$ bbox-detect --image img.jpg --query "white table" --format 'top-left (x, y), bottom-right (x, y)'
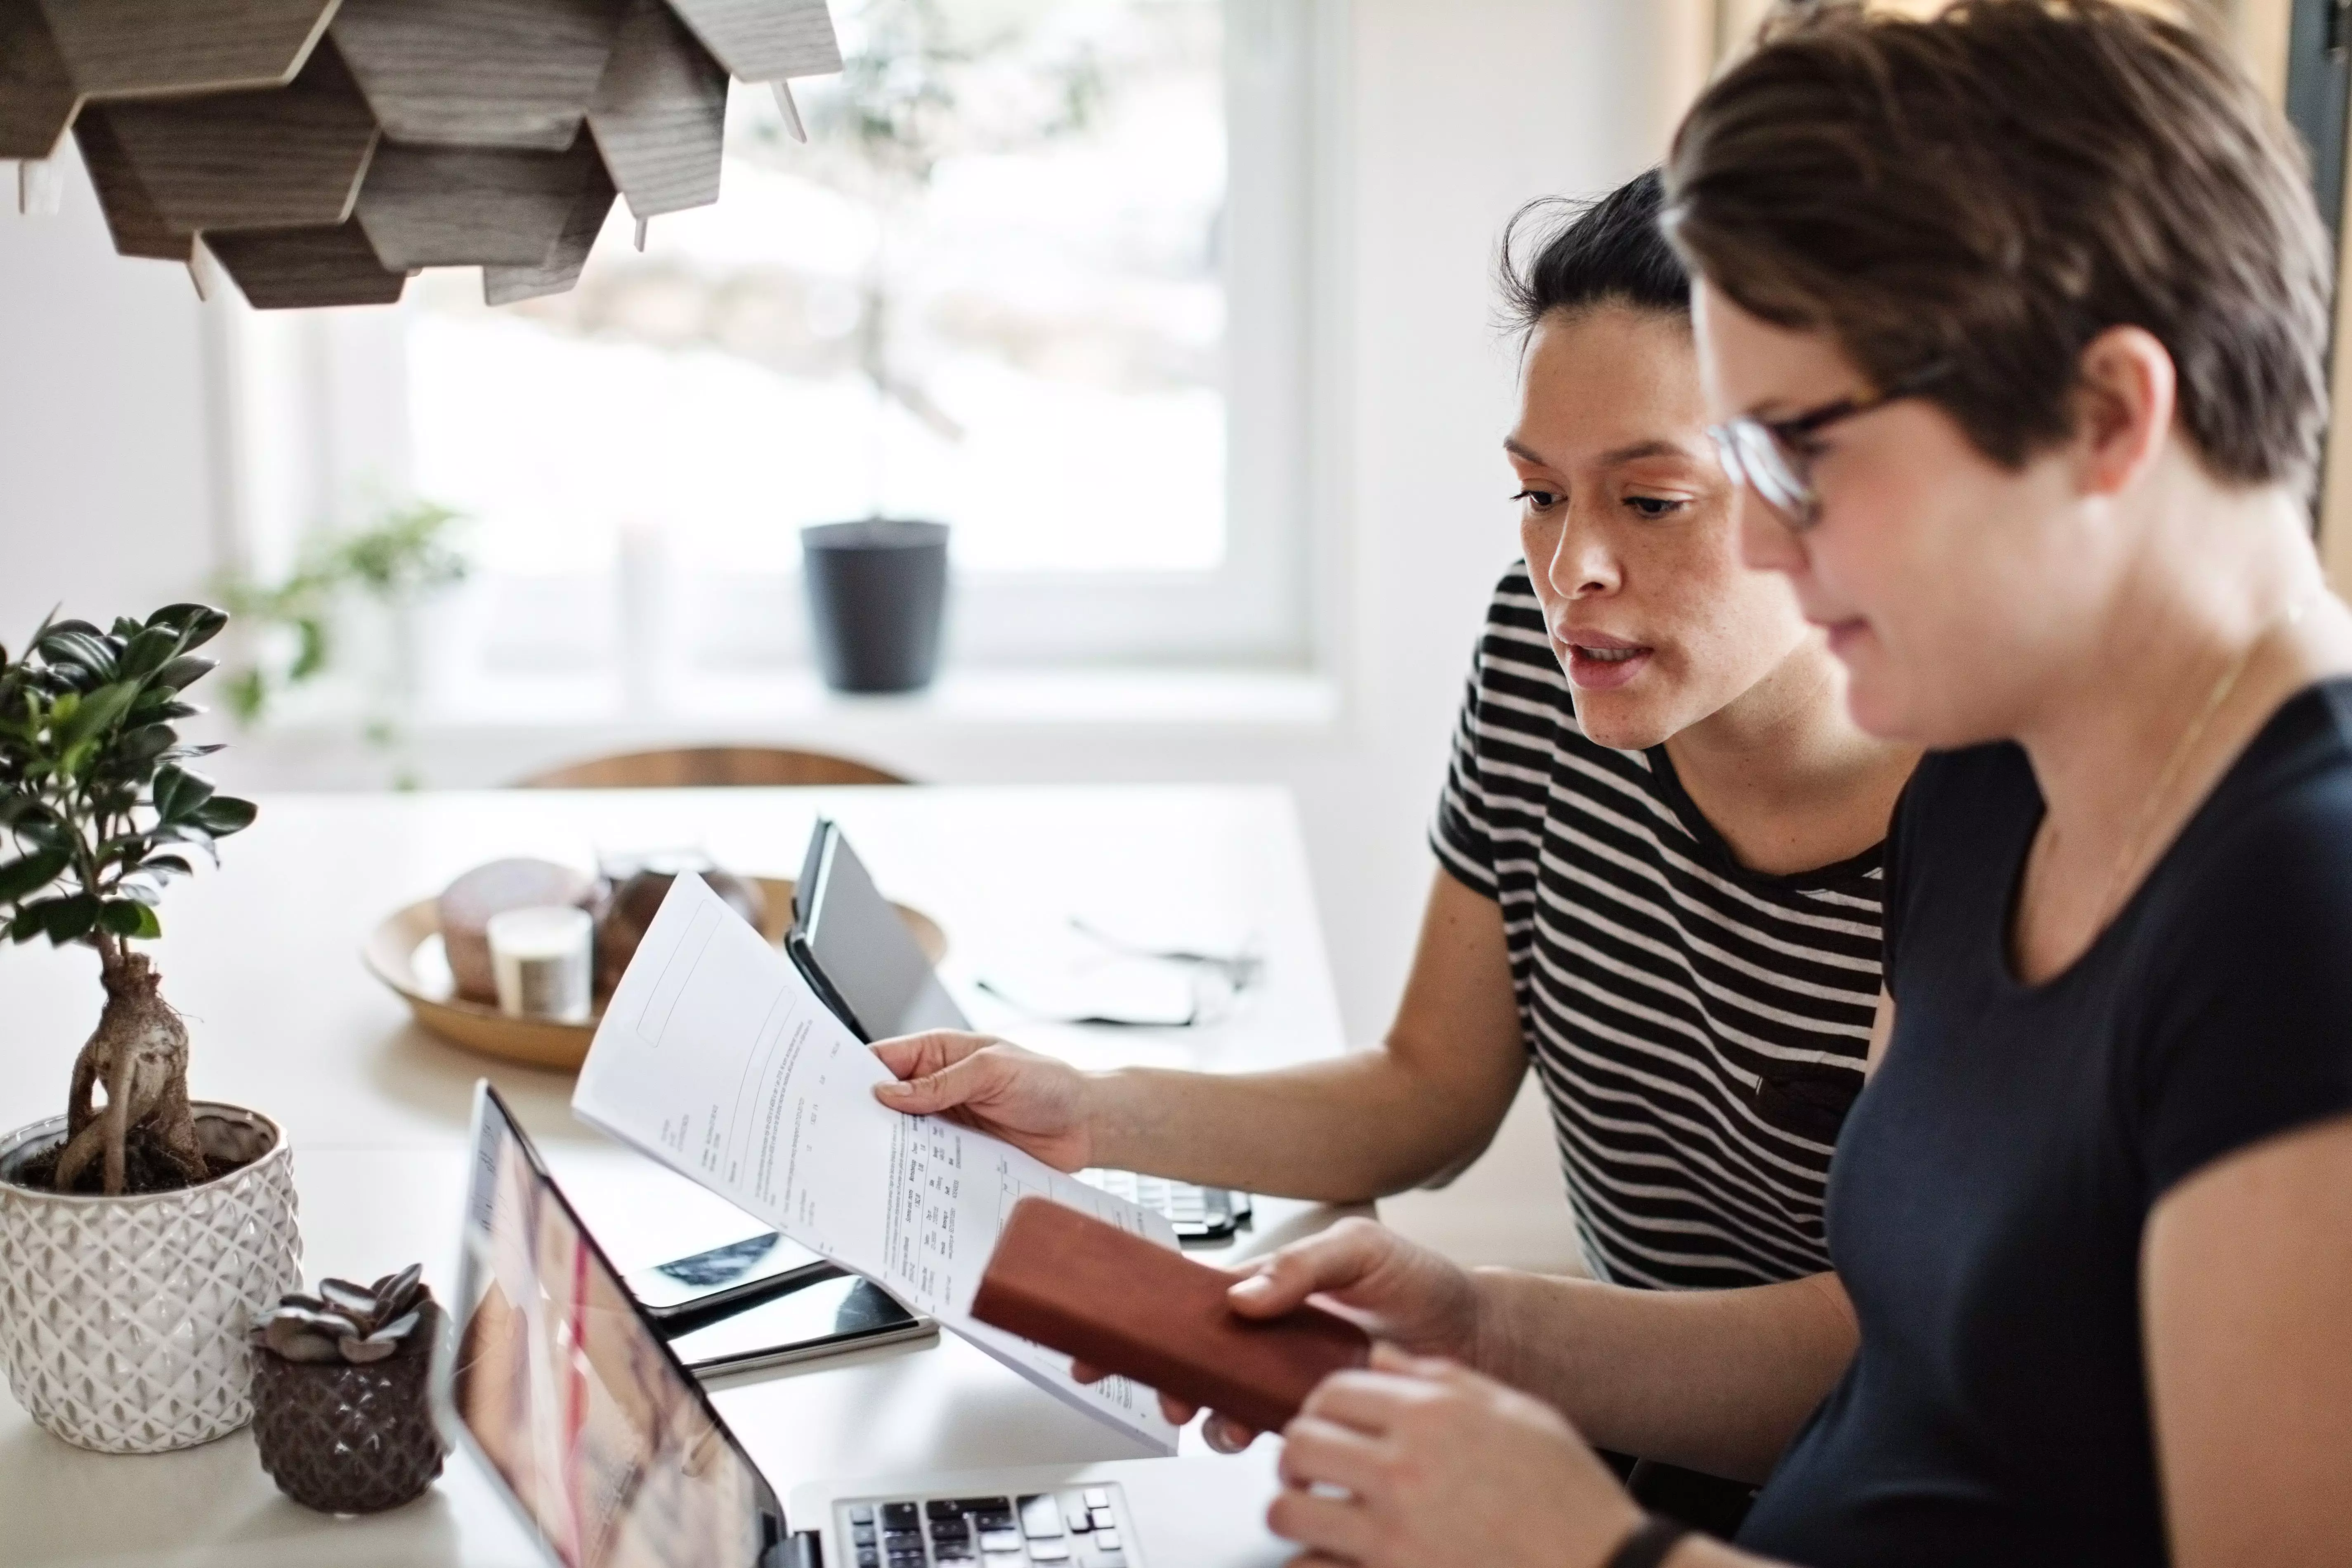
top-left (0, 787), bottom-right (1350, 1568)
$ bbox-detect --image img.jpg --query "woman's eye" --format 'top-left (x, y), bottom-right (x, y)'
top-left (1511, 488), bottom-right (1561, 512)
top-left (1624, 495), bottom-right (1689, 520)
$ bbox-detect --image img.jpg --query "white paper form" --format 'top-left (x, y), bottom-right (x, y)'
top-left (571, 873), bottom-right (1181, 1452)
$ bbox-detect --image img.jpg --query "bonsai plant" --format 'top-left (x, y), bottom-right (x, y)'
top-left (0, 603), bottom-right (302, 1454)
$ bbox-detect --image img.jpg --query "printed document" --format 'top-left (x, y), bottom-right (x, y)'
top-left (572, 873), bottom-right (1181, 1452)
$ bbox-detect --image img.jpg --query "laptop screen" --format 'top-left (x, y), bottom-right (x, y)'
top-left (444, 1085), bottom-right (783, 1568)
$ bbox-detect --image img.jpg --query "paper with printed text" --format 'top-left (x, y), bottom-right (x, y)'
top-left (572, 873), bottom-right (1181, 1452)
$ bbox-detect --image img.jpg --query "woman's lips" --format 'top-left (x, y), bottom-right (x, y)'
top-left (1561, 640), bottom-right (1655, 691)
top-left (1823, 619), bottom-right (1872, 659)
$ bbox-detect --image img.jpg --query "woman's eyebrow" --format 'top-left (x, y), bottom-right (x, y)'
top-left (1505, 436), bottom-right (1698, 467)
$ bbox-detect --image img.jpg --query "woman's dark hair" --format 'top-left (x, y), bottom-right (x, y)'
top-left (1497, 168), bottom-right (1689, 338)
top-left (1665, 0), bottom-right (2330, 489)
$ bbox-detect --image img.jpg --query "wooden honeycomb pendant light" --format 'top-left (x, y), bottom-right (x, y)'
top-left (0, 0), bottom-right (839, 308)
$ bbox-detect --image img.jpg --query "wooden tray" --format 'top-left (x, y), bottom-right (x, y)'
top-left (362, 876), bottom-right (947, 1072)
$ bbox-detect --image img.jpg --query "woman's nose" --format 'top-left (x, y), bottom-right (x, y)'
top-left (1546, 515), bottom-right (1620, 598)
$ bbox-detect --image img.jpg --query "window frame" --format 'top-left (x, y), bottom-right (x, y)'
top-left (215, 0), bottom-right (1348, 712)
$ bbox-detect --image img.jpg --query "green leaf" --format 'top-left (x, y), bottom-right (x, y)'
top-left (0, 847), bottom-right (69, 904)
top-left (223, 669), bottom-right (267, 724)
top-left (151, 654), bottom-right (217, 693)
top-left (114, 723), bottom-right (177, 766)
top-left (109, 617), bottom-right (144, 640)
top-left (146, 604), bottom-right (229, 652)
top-left (116, 625), bottom-right (180, 680)
top-left (99, 900), bottom-right (161, 939)
top-left (12, 818), bottom-right (69, 852)
top-left (290, 619), bottom-right (328, 682)
top-left (36, 894), bottom-right (97, 944)
top-left (55, 680), bottom-right (139, 748)
top-left (138, 852), bottom-right (194, 880)
top-left (37, 629), bottom-right (116, 680)
top-left (9, 907), bottom-right (45, 944)
top-left (154, 765), bottom-right (217, 822)
top-left (191, 795), bottom-right (257, 836)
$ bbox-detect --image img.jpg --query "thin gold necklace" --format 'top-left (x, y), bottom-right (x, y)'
top-left (2056, 596), bottom-right (2313, 939)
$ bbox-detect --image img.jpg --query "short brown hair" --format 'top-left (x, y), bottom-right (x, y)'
top-left (1663, 0), bottom-right (2332, 489)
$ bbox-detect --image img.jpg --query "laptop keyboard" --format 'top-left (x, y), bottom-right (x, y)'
top-left (1076, 1169), bottom-right (1249, 1245)
top-left (841, 1486), bottom-right (1131, 1568)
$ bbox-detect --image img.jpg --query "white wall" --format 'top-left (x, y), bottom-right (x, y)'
top-left (0, 0), bottom-right (1667, 1267)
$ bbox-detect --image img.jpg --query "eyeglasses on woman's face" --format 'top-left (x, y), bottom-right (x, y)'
top-left (1707, 363), bottom-right (1951, 529)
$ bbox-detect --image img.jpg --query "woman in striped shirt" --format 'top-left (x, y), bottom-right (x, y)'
top-left (874, 173), bottom-right (1914, 1293)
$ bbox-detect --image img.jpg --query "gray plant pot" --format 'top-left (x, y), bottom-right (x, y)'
top-left (801, 518), bottom-right (950, 694)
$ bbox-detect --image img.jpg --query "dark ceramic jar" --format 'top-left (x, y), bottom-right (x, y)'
top-left (250, 1299), bottom-right (446, 1514)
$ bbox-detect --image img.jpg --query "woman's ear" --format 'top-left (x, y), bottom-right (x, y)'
top-left (2071, 326), bottom-right (2177, 498)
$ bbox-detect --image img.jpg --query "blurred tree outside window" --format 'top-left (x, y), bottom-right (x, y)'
top-left (405, 0), bottom-right (1233, 679)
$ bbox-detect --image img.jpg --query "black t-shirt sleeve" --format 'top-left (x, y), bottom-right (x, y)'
top-left (1429, 591), bottom-right (1508, 902)
top-left (2131, 779), bottom-right (2352, 1198)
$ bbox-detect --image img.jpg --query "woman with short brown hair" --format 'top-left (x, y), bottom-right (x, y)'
top-left (1148, 6), bottom-right (2352, 1566)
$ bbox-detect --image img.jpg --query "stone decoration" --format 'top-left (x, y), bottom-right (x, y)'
top-left (0, 1105), bottom-right (303, 1454)
top-left (0, 0), bottom-right (840, 308)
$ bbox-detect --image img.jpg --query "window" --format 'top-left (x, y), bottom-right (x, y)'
top-left (229, 0), bottom-right (1332, 722)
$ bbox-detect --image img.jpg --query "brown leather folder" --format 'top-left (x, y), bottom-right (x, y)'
top-left (971, 1196), bottom-right (1372, 1434)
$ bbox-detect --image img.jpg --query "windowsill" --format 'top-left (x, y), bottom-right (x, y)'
top-left (269, 664), bottom-right (1344, 739)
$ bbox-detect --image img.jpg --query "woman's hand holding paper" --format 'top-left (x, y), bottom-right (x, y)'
top-left (871, 1031), bottom-right (1097, 1171)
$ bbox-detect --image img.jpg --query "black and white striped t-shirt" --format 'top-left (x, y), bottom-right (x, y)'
top-left (1431, 565), bottom-right (1883, 1289)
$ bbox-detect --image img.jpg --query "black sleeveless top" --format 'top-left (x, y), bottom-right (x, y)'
top-left (1741, 681), bottom-right (2352, 1566)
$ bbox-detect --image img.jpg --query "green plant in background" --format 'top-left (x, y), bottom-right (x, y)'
top-left (0, 605), bottom-right (258, 1195)
top-left (218, 499), bottom-right (469, 727)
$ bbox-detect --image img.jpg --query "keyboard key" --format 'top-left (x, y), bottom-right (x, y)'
top-left (928, 1499), bottom-right (966, 1520)
top-left (850, 1506), bottom-right (876, 1525)
top-left (853, 1523), bottom-right (877, 1545)
top-left (855, 1551), bottom-right (878, 1568)
top-left (1094, 1555), bottom-right (1126, 1568)
top-left (1028, 1543), bottom-right (1070, 1562)
top-left (983, 1555), bottom-right (1027, 1568)
top-left (884, 1531), bottom-right (925, 1553)
top-left (1089, 1507), bottom-right (1116, 1530)
top-left (1093, 1533), bottom-right (1119, 1551)
top-left (933, 1549), bottom-right (975, 1564)
top-left (955, 1497), bottom-right (1013, 1514)
top-left (980, 1529), bottom-right (1023, 1551)
top-left (882, 1502), bottom-right (921, 1530)
top-left (1083, 1489), bottom-right (1110, 1509)
top-left (1018, 1495), bottom-right (1063, 1538)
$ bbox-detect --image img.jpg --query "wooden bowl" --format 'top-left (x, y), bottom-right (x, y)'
top-left (361, 876), bottom-right (947, 1072)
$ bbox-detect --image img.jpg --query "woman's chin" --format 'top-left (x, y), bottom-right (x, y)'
top-left (1569, 690), bottom-right (1680, 753)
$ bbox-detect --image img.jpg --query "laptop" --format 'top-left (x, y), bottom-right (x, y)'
top-left (436, 1083), bottom-right (1289, 1568)
top-left (789, 819), bottom-right (1252, 1248)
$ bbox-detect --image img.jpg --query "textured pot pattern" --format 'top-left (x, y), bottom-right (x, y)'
top-left (251, 1300), bottom-right (446, 1514)
top-left (0, 1105), bottom-right (302, 1453)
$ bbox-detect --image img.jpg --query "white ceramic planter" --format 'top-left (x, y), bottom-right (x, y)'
top-left (0, 1103), bottom-right (301, 1453)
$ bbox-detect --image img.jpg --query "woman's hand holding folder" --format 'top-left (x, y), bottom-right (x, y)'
top-left (1053, 1216), bottom-right (1644, 1567)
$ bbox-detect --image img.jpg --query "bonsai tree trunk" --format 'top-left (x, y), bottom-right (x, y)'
top-left (52, 933), bottom-right (208, 1195)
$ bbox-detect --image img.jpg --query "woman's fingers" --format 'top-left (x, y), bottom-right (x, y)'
top-left (873, 1040), bottom-right (1013, 1113)
top-left (1278, 1413), bottom-right (1390, 1497)
top-left (1203, 1412), bottom-right (1260, 1452)
top-left (1266, 1483), bottom-right (1380, 1565)
top-left (1227, 1217), bottom-right (1396, 1319)
top-left (1297, 1365), bottom-right (1444, 1437)
top-left (869, 1031), bottom-right (988, 1082)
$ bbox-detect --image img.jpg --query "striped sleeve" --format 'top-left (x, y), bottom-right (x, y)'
top-left (1431, 620), bottom-right (1501, 899)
